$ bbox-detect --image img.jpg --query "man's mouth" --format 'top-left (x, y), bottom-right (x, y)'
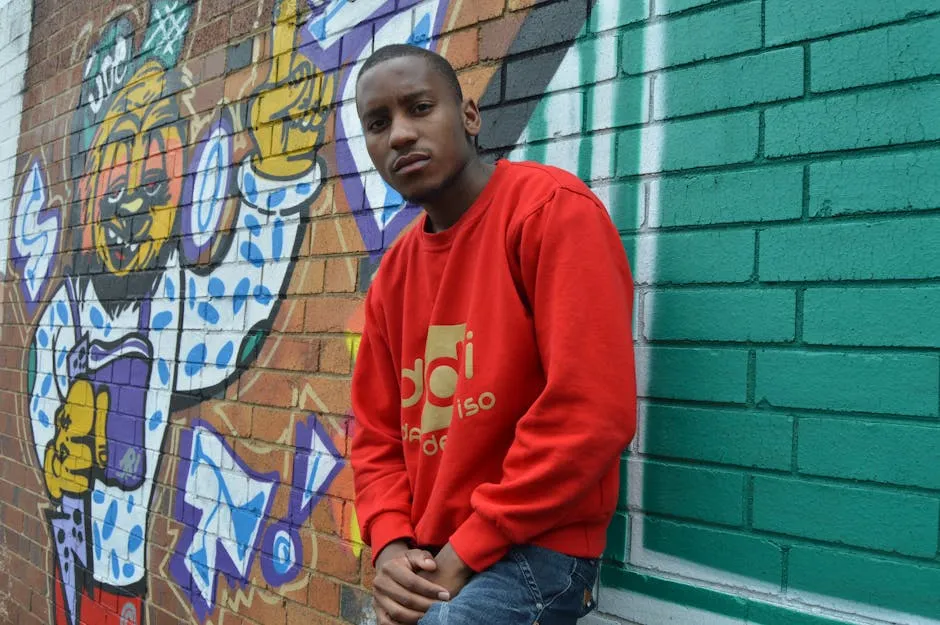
top-left (392, 153), bottom-right (430, 175)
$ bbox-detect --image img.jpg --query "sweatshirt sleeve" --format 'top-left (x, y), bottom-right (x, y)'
top-left (351, 289), bottom-right (416, 563)
top-left (449, 186), bottom-right (637, 571)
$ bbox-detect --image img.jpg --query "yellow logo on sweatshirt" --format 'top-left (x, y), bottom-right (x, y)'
top-left (401, 324), bottom-right (496, 455)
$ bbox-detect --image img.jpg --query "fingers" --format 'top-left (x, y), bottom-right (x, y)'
top-left (374, 573), bottom-right (438, 614)
top-left (270, 0), bottom-right (300, 85)
top-left (373, 601), bottom-right (409, 625)
top-left (373, 592), bottom-right (426, 625)
top-left (382, 559), bottom-right (449, 600)
top-left (406, 549), bottom-right (438, 573)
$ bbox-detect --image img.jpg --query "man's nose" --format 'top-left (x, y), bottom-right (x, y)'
top-left (388, 117), bottom-right (418, 150)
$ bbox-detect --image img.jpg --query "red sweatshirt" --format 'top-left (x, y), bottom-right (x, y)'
top-left (351, 159), bottom-right (637, 572)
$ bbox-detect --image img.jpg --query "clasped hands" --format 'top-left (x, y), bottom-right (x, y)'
top-left (372, 541), bottom-right (473, 625)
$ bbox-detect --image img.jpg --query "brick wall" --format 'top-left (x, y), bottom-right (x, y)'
top-left (1, 1), bottom-right (939, 625)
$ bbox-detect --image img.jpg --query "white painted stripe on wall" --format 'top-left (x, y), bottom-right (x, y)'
top-left (0, 0), bottom-right (31, 278)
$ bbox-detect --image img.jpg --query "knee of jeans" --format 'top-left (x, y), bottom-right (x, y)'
top-left (418, 601), bottom-right (446, 625)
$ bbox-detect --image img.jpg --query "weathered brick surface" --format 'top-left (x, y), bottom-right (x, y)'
top-left (4, 1), bottom-right (940, 625)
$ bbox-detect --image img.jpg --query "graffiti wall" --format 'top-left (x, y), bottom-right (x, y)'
top-left (1, 1), bottom-right (939, 625)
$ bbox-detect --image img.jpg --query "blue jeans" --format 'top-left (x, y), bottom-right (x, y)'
top-left (419, 545), bottom-right (598, 625)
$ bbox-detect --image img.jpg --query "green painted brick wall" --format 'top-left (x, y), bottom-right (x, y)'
top-left (752, 476), bottom-right (940, 557)
top-left (640, 460), bottom-right (746, 527)
top-left (650, 166), bottom-right (803, 227)
top-left (519, 2), bottom-right (940, 623)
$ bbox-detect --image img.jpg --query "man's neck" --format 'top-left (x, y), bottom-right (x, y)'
top-left (422, 157), bottom-right (495, 233)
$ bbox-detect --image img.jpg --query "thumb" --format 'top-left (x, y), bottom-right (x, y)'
top-left (406, 549), bottom-right (438, 572)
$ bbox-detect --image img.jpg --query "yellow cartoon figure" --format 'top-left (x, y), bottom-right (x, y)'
top-left (43, 380), bottom-right (109, 500)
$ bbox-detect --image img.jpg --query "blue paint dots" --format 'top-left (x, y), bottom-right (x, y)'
top-left (93, 490), bottom-right (106, 505)
top-left (93, 522), bottom-right (103, 560)
top-left (148, 410), bottom-right (164, 432)
top-left (272, 219), bottom-right (284, 261)
top-left (37, 329), bottom-right (48, 347)
top-left (126, 495), bottom-right (135, 513)
top-left (244, 172), bottom-right (259, 205)
top-left (208, 278), bottom-right (225, 299)
top-left (102, 499), bottom-right (118, 540)
top-left (128, 525), bottom-right (143, 553)
top-left (165, 278), bottom-right (176, 301)
top-left (267, 188), bottom-right (286, 210)
top-left (188, 277), bottom-right (197, 309)
top-left (56, 301), bottom-right (69, 325)
top-left (110, 550), bottom-right (120, 578)
top-left (244, 213), bottom-right (262, 236)
top-left (152, 311), bottom-right (173, 331)
top-left (104, 323), bottom-right (112, 338)
top-left (253, 285), bottom-right (273, 306)
top-left (40, 375), bottom-right (52, 397)
top-left (123, 563), bottom-right (135, 579)
top-left (158, 359), bottom-right (170, 385)
top-left (233, 278), bottom-right (251, 314)
top-left (31, 395), bottom-right (38, 412)
top-left (216, 342), bottom-right (234, 369)
top-left (57, 350), bottom-right (67, 368)
top-left (296, 182), bottom-right (311, 196)
top-left (90, 307), bottom-right (104, 329)
top-left (185, 344), bottom-right (207, 377)
top-left (240, 242), bottom-right (265, 268)
top-left (197, 302), bottom-right (220, 325)
top-left (38, 410), bottom-right (49, 428)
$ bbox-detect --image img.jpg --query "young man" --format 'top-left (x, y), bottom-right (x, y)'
top-left (350, 44), bottom-right (637, 625)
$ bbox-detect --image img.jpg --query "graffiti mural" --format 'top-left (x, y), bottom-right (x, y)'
top-left (16, 0), bottom-right (342, 623)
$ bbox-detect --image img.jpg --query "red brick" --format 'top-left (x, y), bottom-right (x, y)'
top-left (287, 259), bottom-right (326, 296)
top-left (286, 601), bottom-right (342, 625)
top-left (323, 258), bottom-right (357, 294)
top-left (238, 371), bottom-right (297, 407)
top-left (274, 298), bottom-right (307, 334)
top-left (250, 406), bottom-right (298, 443)
top-left (190, 18), bottom-right (231, 58)
top-left (319, 338), bottom-right (352, 375)
top-left (304, 297), bottom-right (362, 333)
top-left (306, 575), bottom-right (341, 615)
top-left (447, 0), bottom-right (505, 31)
top-left (235, 587), bottom-right (289, 625)
top-left (301, 376), bottom-right (352, 415)
top-left (315, 534), bottom-right (360, 583)
top-left (439, 28), bottom-right (480, 70)
top-left (309, 215), bottom-right (363, 256)
top-left (231, 4), bottom-right (259, 39)
top-left (200, 400), bottom-right (252, 437)
top-left (257, 335), bottom-right (321, 372)
top-left (480, 12), bottom-right (526, 61)
top-left (192, 77), bottom-right (225, 114)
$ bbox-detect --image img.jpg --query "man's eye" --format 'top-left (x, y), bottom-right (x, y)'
top-left (368, 119), bottom-right (389, 132)
top-left (413, 102), bottom-right (433, 114)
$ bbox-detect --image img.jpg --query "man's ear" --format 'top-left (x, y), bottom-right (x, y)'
top-left (462, 98), bottom-right (483, 138)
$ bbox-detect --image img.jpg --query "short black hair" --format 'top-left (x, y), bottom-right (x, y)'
top-left (357, 44), bottom-right (464, 103)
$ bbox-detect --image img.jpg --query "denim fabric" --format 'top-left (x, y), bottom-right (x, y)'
top-left (419, 545), bottom-right (598, 625)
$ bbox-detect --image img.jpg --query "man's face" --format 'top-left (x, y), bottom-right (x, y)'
top-left (356, 56), bottom-right (479, 203)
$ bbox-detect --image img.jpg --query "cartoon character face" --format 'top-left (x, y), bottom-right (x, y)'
top-left (81, 61), bottom-right (184, 277)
